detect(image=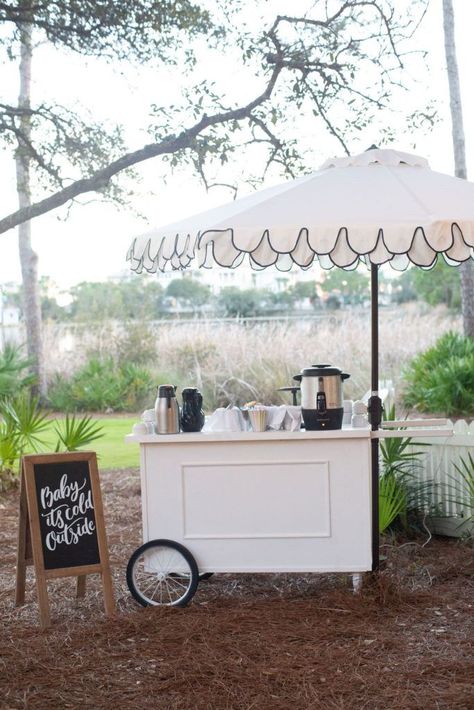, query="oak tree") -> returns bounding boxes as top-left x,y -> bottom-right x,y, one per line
1,0 -> 428,391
